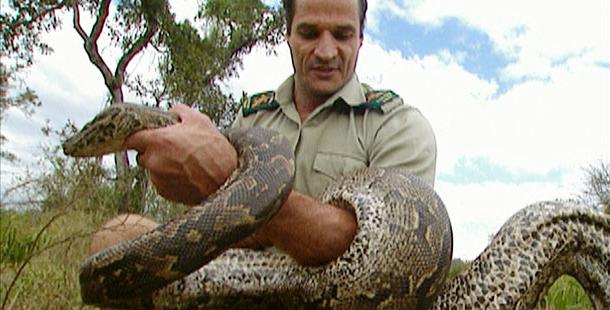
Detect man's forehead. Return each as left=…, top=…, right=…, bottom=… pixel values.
left=292, top=0, right=360, bottom=27
left=294, top=0, right=359, bottom=18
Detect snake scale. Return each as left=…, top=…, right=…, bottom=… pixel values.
left=63, top=103, right=609, bottom=309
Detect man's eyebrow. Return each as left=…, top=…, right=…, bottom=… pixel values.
left=295, top=23, right=317, bottom=31
left=295, top=23, right=357, bottom=32
left=334, top=24, right=356, bottom=33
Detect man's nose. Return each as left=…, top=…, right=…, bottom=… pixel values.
left=314, top=31, right=338, bottom=61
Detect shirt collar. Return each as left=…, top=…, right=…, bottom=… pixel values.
left=274, top=74, right=366, bottom=108
left=332, top=74, right=367, bottom=107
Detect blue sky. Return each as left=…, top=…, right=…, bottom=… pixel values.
left=1, top=0, right=609, bottom=259
left=371, top=14, right=511, bottom=89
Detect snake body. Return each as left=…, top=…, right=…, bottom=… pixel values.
left=64, top=103, right=609, bottom=309
left=433, top=200, right=609, bottom=309
left=64, top=103, right=297, bottom=307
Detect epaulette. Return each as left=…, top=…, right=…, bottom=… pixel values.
left=354, top=84, right=401, bottom=113
left=241, top=91, right=280, bottom=117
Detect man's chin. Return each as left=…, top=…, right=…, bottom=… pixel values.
left=307, top=80, right=344, bottom=97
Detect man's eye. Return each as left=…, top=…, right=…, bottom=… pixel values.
left=299, top=29, right=318, bottom=39
left=334, top=31, right=353, bottom=41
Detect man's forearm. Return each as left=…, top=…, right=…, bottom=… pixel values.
left=256, top=191, right=358, bottom=266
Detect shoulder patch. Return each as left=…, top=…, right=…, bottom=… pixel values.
left=241, top=91, right=279, bottom=117
left=355, top=84, right=401, bottom=113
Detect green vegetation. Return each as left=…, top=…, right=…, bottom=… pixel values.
left=543, top=275, right=594, bottom=310
left=0, top=143, right=185, bottom=309
left=1, top=209, right=95, bottom=309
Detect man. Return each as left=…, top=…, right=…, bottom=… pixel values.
left=90, top=0, right=437, bottom=267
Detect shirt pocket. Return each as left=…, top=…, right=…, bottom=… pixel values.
left=313, top=152, right=368, bottom=182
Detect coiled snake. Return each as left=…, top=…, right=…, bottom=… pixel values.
left=64, top=103, right=609, bottom=309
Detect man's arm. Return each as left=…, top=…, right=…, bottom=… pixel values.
left=126, top=104, right=357, bottom=266
left=237, top=191, right=357, bottom=266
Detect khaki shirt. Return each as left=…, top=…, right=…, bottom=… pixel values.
left=232, top=75, right=437, bottom=198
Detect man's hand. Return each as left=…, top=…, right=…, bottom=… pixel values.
left=125, top=104, right=237, bottom=205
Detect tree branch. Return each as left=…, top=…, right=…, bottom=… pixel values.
left=71, top=2, right=88, bottom=40
left=115, top=20, right=159, bottom=94
left=71, top=0, right=119, bottom=101
left=202, top=17, right=279, bottom=86
left=7, top=0, right=67, bottom=31
left=89, top=0, right=111, bottom=43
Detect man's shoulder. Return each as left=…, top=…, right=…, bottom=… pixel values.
left=240, top=91, right=280, bottom=117
left=352, top=83, right=403, bottom=113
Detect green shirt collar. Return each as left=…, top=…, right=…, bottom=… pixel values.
left=274, top=74, right=367, bottom=109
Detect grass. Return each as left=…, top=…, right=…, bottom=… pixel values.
left=0, top=209, right=596, bottom=309
left=0, top=209, right=99, bottom=309
left=543, top=276, right=594, bottom=310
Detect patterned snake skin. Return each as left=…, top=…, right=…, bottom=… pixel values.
left=433, top=200, right=609, bottom=309
left=63, top=103, right=609, bottom=309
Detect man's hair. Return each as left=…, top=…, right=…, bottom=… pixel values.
left=283, top=0, right=368, bottom=37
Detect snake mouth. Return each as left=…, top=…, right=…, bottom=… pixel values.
left=61, top=140, right=76, bottom=156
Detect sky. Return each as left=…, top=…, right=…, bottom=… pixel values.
left=1, top=0, right=609, bottom=260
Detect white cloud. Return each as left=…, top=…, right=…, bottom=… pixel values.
left=368, top=0, right=610, bottom=81
left=360, top=0, right=609, bottom=258
left=171, top=0, right=199, bottom=22
left=357, top=38, right=609, bottom=176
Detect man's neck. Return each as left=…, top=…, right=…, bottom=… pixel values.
left=293, top=88, right=331, bottom=122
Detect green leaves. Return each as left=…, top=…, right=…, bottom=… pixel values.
left=152, top=0, right=284, bottom=125
left=0, top=0, right=69, bottom=69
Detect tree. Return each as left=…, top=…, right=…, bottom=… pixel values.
left=1, top=0, right=64, bottom=162
left=580, top=161, right=610, bottom=213
left=131, top=0, right=284, bottom=126
left=2, top=0, right=283, bottom=165
left=1, top=0, right=68, bottom=70
left=2, top=0, right=285, bottom=211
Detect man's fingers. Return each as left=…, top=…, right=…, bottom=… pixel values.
left=124, top=129, right=152, bottom=153
left=126, top=104, right=215, bottom=153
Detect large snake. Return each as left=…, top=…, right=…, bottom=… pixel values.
left=63, top=103, right=609, bottom=309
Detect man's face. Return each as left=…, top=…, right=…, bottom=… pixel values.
left=287, top=0, right=363, bottom=98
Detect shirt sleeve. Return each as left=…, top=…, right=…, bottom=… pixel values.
left=368, top=104, right=437, bottom=186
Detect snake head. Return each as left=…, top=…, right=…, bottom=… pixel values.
left=62, top=103, right=178, bottom=157
left=62, top=106, right=125, bottom=157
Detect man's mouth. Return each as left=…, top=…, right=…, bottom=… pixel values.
left=310, top=66, right=338, bottom=78
left=312, top=65, right=337, bottom=71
